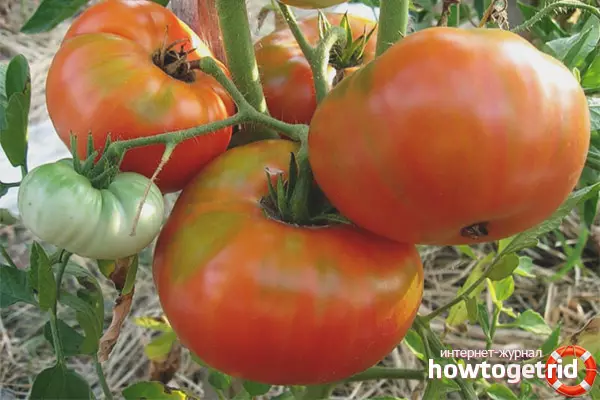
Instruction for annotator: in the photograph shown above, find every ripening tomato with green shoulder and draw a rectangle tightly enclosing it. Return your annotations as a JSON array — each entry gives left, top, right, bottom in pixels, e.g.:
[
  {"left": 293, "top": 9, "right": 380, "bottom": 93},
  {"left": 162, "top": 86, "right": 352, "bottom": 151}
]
[
  {"left": 277, "top": 0, "right": 348, "bottom": 9},
  {"left": 152, "top": 140, "right": 423, "bottom": 385},
  {"left": 18, "top": 159, "right": 165, "bottom": 260},
  {"left": 45, "top": 0, "right": 235, "bottom": 193},
  {"left": 255, "top": 13, "right": 377, "bottom": 124},
  {"left": 308, "top": 27, "right": 591, "bottom": 246}
]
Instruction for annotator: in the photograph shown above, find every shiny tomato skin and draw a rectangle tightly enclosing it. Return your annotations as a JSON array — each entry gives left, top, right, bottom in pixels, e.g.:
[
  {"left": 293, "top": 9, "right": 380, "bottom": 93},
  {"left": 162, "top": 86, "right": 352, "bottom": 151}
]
[
  {"left": 255, "top": 14, "right": 377, "bottom": 124},
  {"left": 308, "top": 27, "right": 590, "bottom": 245},
  {"left": 278, "top": 0, "right": 348, "bottom": 9},
  {"left": 152, "top": 140, "right": 424, "bottom": 385},
  {"left": 46, "top": 0, "right": 235, "bottom": 193}
]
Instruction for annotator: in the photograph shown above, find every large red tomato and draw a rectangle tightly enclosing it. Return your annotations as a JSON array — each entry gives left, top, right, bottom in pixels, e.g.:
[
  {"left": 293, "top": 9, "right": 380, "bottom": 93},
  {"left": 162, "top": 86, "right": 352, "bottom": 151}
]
[
  {"left": 255, "top": 13, "right": 377, "bottom": 124},
  {"left": 46, "top": 0, "right": 235, "bottom": 193},
  {"left": 153, "top": 140, "right": 423, "bottom": 385},
  {"left": 308, "top": 27, "right": 590, "bottom": 245}
]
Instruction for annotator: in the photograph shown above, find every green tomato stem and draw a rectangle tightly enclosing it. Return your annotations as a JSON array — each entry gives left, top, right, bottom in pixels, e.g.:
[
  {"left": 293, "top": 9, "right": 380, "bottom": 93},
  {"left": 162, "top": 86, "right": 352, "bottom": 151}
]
[
  {"left": 413, "top": 317, "right": 478, "bottom": 400},
  {"left": 345, "top": 366, "right": 426, "bottom": 382},
  {"left": 94, "top": 353, "right": 114, "bottom": 400},
  {"left": 49, "top": 251, "right": 72, "bottom": 368},
  {"left": 422, "top": 252, "right": 503, "bottom": 323},
  {"left": 511, "top": 0, "right": 600, "bottom": 32},
  {"left": 278, "top": 4, "right": 346, "bottom": 103},
  {"left": 376, "top": 0, "right": 410, "bottom": 56},
  {"left": 215, "top": 0, "right": 279, "bottom": 141}
]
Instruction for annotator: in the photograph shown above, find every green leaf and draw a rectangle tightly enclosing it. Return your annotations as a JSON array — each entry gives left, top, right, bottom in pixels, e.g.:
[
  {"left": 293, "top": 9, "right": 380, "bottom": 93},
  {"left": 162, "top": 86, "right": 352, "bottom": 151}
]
[
  {"left": 477, "top": 303, "right": 491, "bottom": 339},
  {"left": 144, "top": 331, "right": 177, "bottom": 361},
  {"left": 446, "top": 253, "right": 494, "bottom": 326},
  {"left": 43, "top": 319, "right": 85, "bottom": 357},
  {"left": 63, "top": 262, "right": 104, "bottom": 337},
  {"left": 6, "top": 55, "right": 30, "bottom": 99},
  {"left": 540, "top": 324, "right": 561, "bottom": 356},
  {"left": 492, "top": 276, "right": 514, "bottom": 302},
  {"left": 208, "top": 369, "right": 232, "bottom": 391},
  {"left": 2, "top": 92, "right": 29, "bottom": 168},
  {"left": 232, "top": 390, "right": 251, "bottom": 400},
  {"left": 513, "top": 310, "right": 551, "bottom": 335},
  {"left": 456, "top": 245, "right": 476, "bottom": 259},
  {"left": 151, "top": 0, "right": 170, "bottom": 5},
  {"left": 96, "top": 259, "right": 116, "bottom": 279},
  {"left": 402, "top": 329, "right": 425, "bottom": 361},
  {"left": 30, "top": 364, "right": 92, "bottom": 400},
  {"left": 59, "top": 292, "right": 102, "bottom": 354},
  {"left": 488, "top": 253, "right": 519, "bottom": 281},
  {"left": 486, "top": 383, "right": 519, "bottom": 400},
  {"left": 123, "top": 381, "right": 194, "bottom": 399},
  {"left": 500, "top": 182, "right": 600, "bottom": 256},
  {"left": 583, "top": 52, "right": 600, "bottom": 89},
  {"left": 134, "top": 316, "right": 172, "bottom": 332},
  {"left": 514, "top": 256, "right": 536, "bottom": 278},
  {"left": 243, "top": 380, "right": 271, "bottom": 396},
  {"left": 21, "top": 0, "right": 89, "bottom": 34},
  {"left": 0, "top": 263, "right": 36, "bottom": 308},
  {"left": 545, "top": 19, "right": 600, "bottom": 69},
  {"left": 29, "top": 243, "right": 55, "bottom": 311},
  {"left": 122, "top": 254, "right": 138, "bottom": 295},
  {"left": 465, "top": 296, "right": 479, "bottom": 324},
  {"left": 590, "top": 97, "right": 600, "bottom": 132},
  {"left": 0, "top": 208, "right": 18, "bottom": 224}
]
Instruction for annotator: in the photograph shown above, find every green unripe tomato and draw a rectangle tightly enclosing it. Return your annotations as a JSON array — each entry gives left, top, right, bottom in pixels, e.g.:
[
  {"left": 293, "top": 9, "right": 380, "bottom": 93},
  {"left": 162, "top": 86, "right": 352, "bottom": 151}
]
[
  {"left": 277, "top": 0, "right": 348, "bottom": 9},
  {"left": 18, "top": 159, "right": 165, "bottom": 260}
]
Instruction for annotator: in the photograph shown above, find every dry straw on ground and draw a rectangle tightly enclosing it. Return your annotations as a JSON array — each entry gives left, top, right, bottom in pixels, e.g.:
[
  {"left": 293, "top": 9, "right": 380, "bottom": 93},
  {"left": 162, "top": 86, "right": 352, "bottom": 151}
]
[{"left": 1, "top": 1, "right": 599, "bottom": 399}]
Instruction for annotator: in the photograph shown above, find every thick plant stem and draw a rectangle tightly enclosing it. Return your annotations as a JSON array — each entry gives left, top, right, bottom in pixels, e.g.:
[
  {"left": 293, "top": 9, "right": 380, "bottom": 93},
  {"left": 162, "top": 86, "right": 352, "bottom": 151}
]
[
  {"left": 215, "top": 0, "right": 267, "bottom": 114},
  {"left": 302, "top": 384, "right": 335, "bottom": 400},
  {"left": 376, "top": 0, "right": 410, "bottom": 56},
  {"left": 94, "top": 354, "right": 114, "bottom": 400},
  {"left": 346, "top": 366, "right": 426, "bottom": 382}
]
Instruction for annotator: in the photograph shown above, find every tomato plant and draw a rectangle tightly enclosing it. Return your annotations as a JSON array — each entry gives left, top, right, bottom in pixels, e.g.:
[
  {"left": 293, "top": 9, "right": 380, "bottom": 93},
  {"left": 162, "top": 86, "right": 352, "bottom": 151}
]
[
  {"left": 17, "top": 159, "right": 165, "bottom": 260},
  {"left": 3, "top": 0, "right": 600, "bottom": 399},
  {"left": 255, "top": 13, "right": 377, "bottom": 124},
  {"left": 308, "top": 27, "right": 591, "bottom": 246},
  {"left": 153, "top": 139, "right": 424, "bottom": 385},
  {"left": 45, "top": 0, "right": 235, "bottom": 193}
]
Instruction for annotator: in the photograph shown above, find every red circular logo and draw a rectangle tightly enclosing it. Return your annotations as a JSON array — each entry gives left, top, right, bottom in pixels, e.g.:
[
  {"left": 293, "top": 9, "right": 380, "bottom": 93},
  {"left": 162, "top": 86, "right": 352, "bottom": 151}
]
[{"left": 546, "top": 345, "right": 597, "bottom": 397}]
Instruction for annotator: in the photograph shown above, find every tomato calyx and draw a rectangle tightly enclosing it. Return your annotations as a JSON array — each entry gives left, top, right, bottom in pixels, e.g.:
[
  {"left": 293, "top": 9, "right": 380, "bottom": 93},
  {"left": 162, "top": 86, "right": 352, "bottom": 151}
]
[
  {"left": 321, "top": 13, "right": 376, "bottom": 84},
  {"left": 260, "top": 152, "right": 352, "bottom": 227},
  {"left": 152, "top": 35, "right": 199, "bottom": 83},
  {"left": 70, "top": 133, "right": 121, "bottom": 190}
]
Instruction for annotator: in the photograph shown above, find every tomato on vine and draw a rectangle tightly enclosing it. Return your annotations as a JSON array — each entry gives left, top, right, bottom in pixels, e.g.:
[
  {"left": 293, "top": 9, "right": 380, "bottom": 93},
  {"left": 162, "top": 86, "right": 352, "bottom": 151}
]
[
  {"left": 152, "top": 140, "right": 423, "bottom": 385},
  {"left": 45, "top": 0, "right": 235, "bottom": 193},
  {"left": 255, "top": 13, "right": 377, "bottom": 124},
  {"left": 18, "top": 159, "right": 164, "bottom": 260},
  {"left": 308, "top": 27, "right": 590, "bottom": 245}
]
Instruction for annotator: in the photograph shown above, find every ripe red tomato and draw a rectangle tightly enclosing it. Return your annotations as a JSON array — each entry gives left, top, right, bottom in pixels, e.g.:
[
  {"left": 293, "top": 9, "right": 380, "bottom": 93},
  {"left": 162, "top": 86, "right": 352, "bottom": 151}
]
[
  {"left": 308, "top": 27, "right": 590, "bottom": 245},
  {"left": 255, "top": 13, "right": 377, "bottom": 124},
  {"left": 278, "top": 0, "right": 349, "bottom": 9},
  {"left": 46, "top": 0, "right": 235, "bottom": 193},
  {"left": 153, "top": 140, "right": 423, "bottom": 385}
]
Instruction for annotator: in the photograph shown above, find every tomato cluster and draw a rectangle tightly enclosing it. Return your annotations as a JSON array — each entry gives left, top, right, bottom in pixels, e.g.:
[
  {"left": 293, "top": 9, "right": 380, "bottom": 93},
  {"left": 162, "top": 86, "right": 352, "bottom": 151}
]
[{"left": 24, "top": 0, "right": 589, "bottom": 389}]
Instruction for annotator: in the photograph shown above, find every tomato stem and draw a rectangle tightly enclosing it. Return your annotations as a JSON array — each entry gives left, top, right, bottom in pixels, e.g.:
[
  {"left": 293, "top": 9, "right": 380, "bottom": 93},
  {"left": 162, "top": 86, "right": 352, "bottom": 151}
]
[
  {"left": 511, "top": 0, "right": 600, "bottom": 32},
  {"left": 345, "top": 366, "right": 426, "bottom": 382},
  {"left": 278, "top": 4, "right": 346, "bottom": 103},
  {"left": 94, "top": 353, "right": 114, "bottom": 400},
  {"left": 49, "top": 251, "right": 72, "bottom": 369},
  {"left": 375, "top": 0, "right": 410, "bottom": 56},
  {"left": 215, "top": 0, "right": 278, "bottom": 142}
]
